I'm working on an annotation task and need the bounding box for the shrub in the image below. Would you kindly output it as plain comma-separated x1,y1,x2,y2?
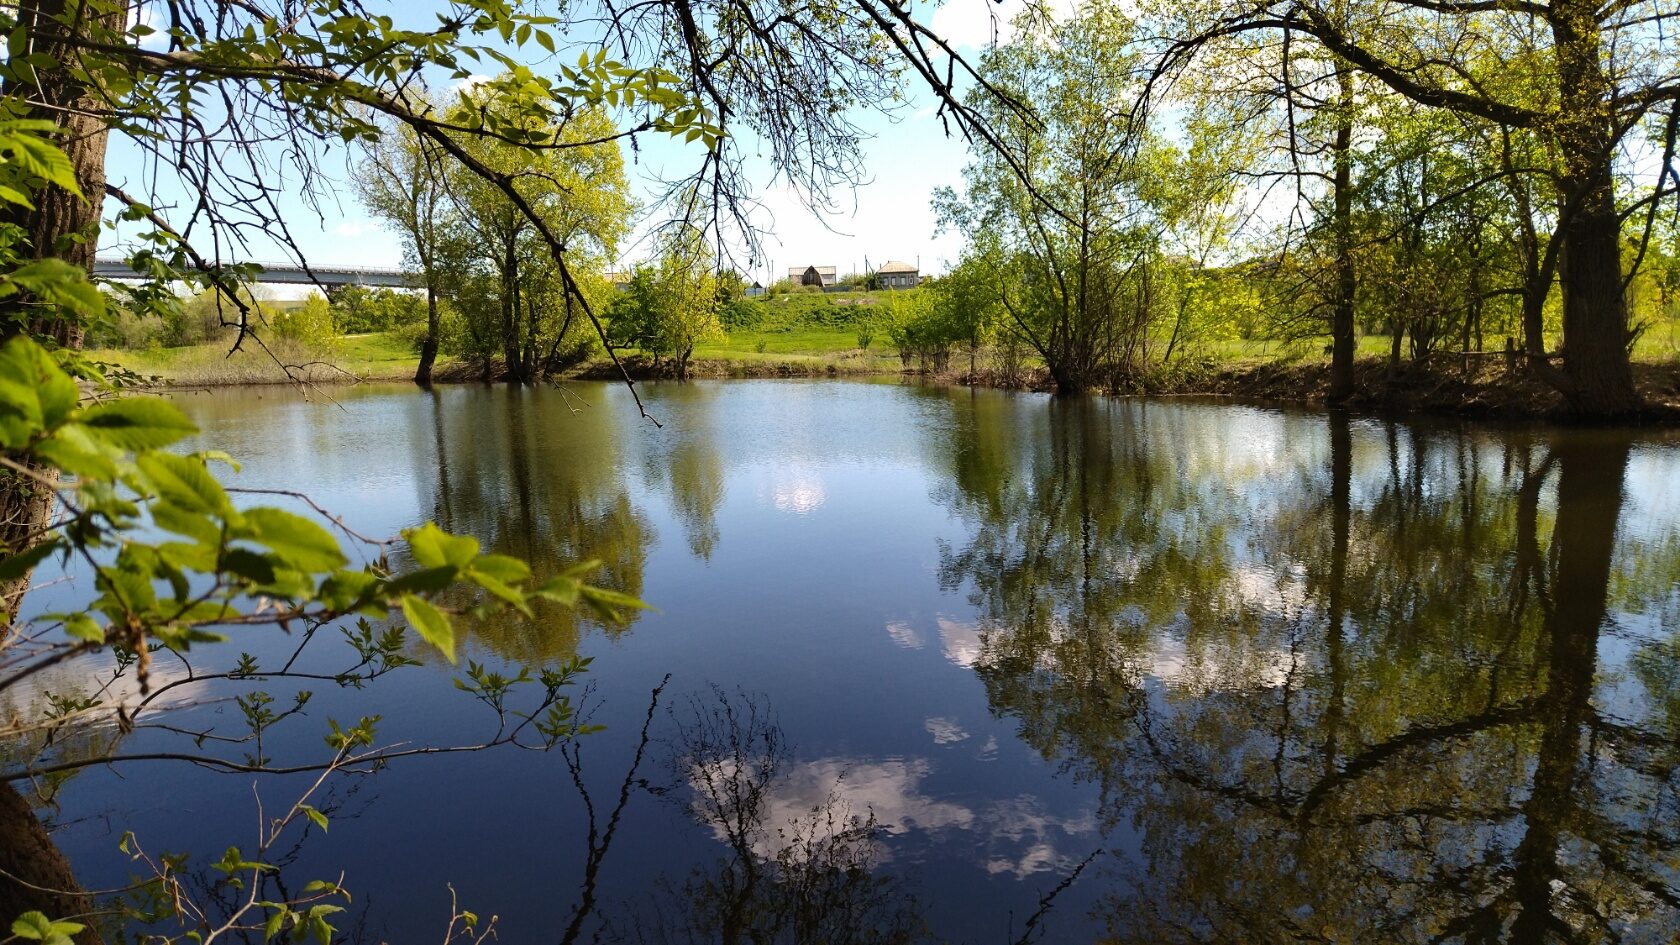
270,294,337,348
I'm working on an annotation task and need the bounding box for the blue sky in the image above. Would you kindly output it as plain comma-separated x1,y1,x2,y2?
100,0,1039,281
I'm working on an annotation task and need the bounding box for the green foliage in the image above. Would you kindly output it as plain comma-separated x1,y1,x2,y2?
603,229,724,376
10,912,85,945
328,286,425,334
270,295,337,347
0,334,625,665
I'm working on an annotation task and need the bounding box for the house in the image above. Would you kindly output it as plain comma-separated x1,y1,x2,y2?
604,270,634,292
788,265,837,288
876,260,918,289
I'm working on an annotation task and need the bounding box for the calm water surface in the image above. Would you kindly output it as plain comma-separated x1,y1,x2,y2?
36,380,1680,942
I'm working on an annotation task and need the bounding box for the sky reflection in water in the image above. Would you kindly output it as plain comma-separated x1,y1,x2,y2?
28,379,1680,945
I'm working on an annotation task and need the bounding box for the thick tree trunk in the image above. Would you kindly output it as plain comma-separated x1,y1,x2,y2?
1521,271,1549,364
1049,364,1085,397
1550,0,1640,416
1327,71,1357,404
0,782,102,943
0,0,120,630
500,242,523,384
414,285,440,386
1555,169,1638,415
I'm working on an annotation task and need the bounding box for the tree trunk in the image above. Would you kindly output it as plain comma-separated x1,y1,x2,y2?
1550,0,1640,416
0,782,102,943
0,0,121,631
500,241,523,384
414,284,440,386
1327,70,1357,404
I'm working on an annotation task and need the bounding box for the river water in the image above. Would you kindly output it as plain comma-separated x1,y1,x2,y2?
32,379,1680,943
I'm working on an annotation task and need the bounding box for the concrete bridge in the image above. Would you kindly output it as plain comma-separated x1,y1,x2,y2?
93,258,413,289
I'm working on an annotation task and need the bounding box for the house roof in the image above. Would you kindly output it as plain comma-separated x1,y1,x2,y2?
788,265,837,277
877,260,917,274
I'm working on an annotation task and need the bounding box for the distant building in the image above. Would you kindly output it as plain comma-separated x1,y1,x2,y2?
876,260,918,289
745,281,766,297
604,270,634,292
789,265,838,288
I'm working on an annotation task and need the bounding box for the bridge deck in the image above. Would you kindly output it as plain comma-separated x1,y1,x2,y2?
93,259,413,288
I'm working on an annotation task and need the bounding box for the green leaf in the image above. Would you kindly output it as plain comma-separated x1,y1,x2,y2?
318,569,380,613
238,507,347,572
405,522,477,570
138,452,231,517
0,336,78,445
151,500,222,544
63,612,104,643
300,804,329,832
4,259,102,319
220,547,278,584
0,538,59,581
11,911,52,941
469,553,530,585
578,584,652,623
400,594,455,663
32,423,119,479
11,912,84,945
76,396,197,450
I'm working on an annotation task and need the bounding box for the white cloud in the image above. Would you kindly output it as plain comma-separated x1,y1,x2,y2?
930,0,1014,49
689,756,975,863
886,620,926,649
925,716,970,744
928,0,1081,50
333,219,381,238
686,755,1098,879
938,615,983,667
447,73,494,95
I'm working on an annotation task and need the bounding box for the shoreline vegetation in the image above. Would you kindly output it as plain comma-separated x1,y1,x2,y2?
94,325,1680,423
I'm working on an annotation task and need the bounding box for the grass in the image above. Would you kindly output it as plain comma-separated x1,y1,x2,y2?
697,328,883,360
90,319,1680,389
92,331,426,386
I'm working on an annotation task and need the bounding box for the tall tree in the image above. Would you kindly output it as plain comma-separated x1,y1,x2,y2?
1144,0,1680,415
354,112,451,385
938,1,1183,395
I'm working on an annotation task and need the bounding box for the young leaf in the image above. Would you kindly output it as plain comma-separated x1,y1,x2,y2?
76,396,198,450
400,594,455,663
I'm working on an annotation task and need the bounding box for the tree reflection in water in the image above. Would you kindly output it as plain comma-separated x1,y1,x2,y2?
600,688,933,945
935,396,1680,944
413,386,654,661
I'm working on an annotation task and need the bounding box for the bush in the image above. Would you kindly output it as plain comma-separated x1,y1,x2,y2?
331,285,425,333
89,306,164,349
270,294,337,347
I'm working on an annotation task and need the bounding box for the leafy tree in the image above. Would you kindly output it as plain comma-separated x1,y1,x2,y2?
271,294,336,347
938,1,1238,394
605,231,724,379
434,94,631,383
1139,0,1680,415
352,114,452,383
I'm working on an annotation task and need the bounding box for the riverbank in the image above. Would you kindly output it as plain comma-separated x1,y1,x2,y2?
1103,357,1680,422
576,351,1680,422
95,332,1680,423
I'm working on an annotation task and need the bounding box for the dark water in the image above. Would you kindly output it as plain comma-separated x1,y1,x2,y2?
27,380,1680,943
